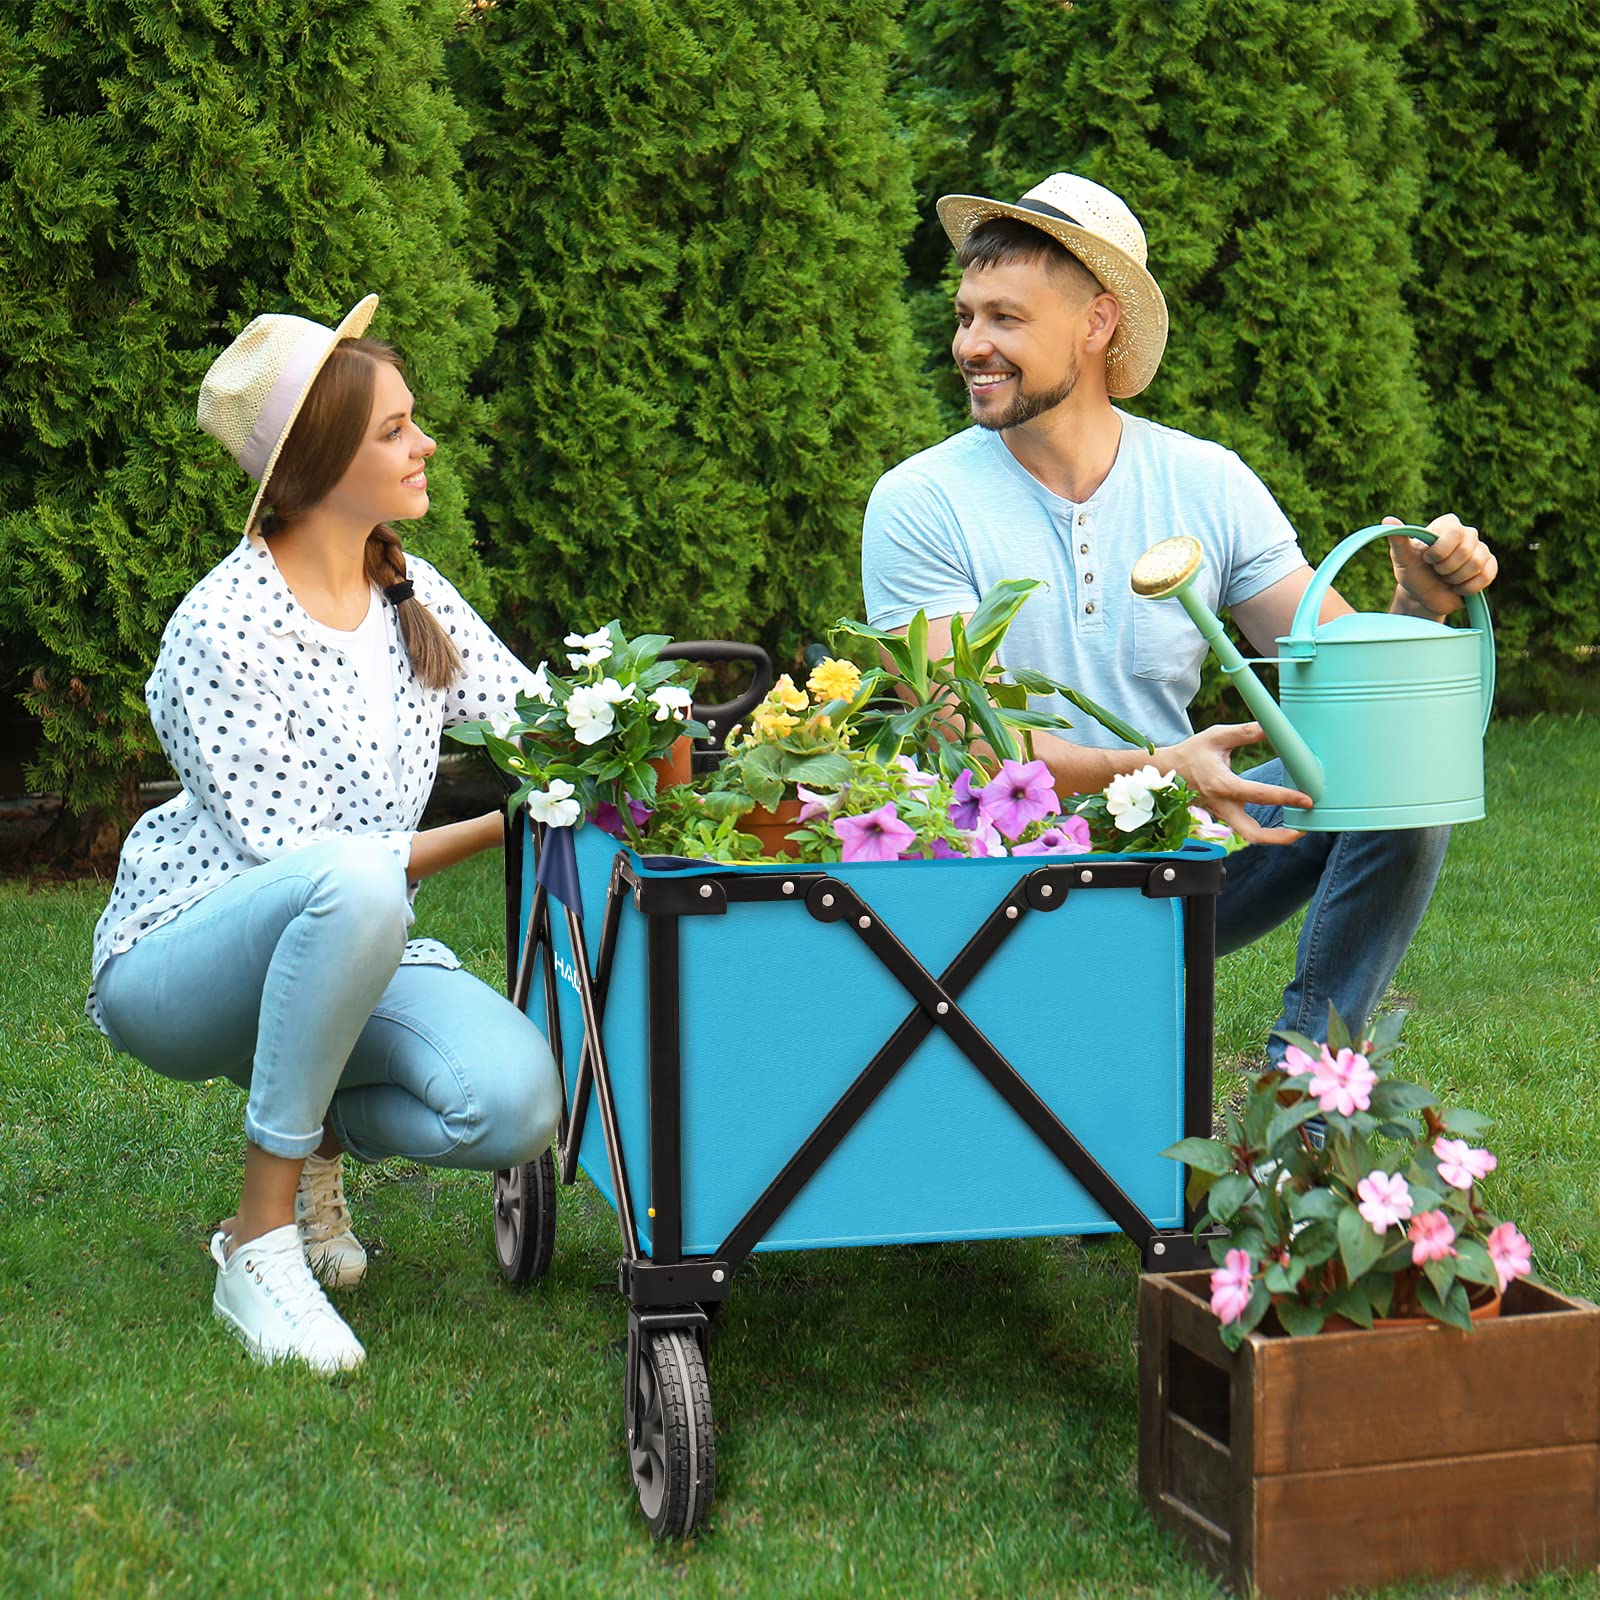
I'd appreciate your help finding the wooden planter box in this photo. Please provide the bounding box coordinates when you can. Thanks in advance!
[1138,1270,1600,1599]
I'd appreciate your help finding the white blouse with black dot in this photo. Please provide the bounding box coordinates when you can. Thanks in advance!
[85,532,535,1035]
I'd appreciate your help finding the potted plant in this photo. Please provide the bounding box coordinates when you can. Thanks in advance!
[1139,1006,1599,1600]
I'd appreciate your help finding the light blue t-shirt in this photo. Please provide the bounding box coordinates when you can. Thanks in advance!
[861,411,1308,749]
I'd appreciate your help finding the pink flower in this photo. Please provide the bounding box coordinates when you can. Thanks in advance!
[1187,804,1233,841]
[833,803,916,863]
[594,798,652,838]
[964,819,1006,858]
[978,759,1060,841]
[949,768,983,830]
[1407,1210,1458,1265]
[1282,1044,1318,1078]
[892,755,938,791]
[1307,1045,1377,1117]
[1356,1170,1414,1234]
[1210,1249,1255,1326]
[797,783,844,823]
[1434,1137,1498,1190]
[1486,1222,1532,1293]
[1012,815,1092,856]
[929,837,964,860]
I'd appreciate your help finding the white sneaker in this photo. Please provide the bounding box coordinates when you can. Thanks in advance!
[211,1225,367,1373]
[295,1152,368,1288]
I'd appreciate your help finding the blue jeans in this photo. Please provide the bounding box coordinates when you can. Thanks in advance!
[96,836,562,1166]
[1215,760,1451,1061]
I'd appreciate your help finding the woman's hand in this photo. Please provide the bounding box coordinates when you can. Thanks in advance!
[407,810,506,883]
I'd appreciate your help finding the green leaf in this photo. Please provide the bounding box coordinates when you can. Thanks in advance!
[961,578,1047,676]
[1453,1238,1499,1289]
[1292,1220,1339,1268]
[1271,1028,1323,1060]
[1208,1173,1255,1224]
[904,609,930,697]
[1276,1299,1328,1337]
[1326,1284,1374,1329]
[1160,1137,1236,1175]
[445,722,488,747]
[1288,1187,1339,1223]
[1055,687,1154,752]
[1417,1277,1473,1332]
[953,678,1020,762]
[830,617,916,680]
[1337,1203,1384,1283]
[1367,1008,1408,1057]
[1368,1080,1437,1118]
[1325,1004,1352,1054]
[1440,1106,1494,1139]
[1422,1256,1457,1302]
[1185,1168,1219,1209]
[782,751,853,787]
[1267,1098,1325,1149]
[1366,1273,1396,1318]
[947,612,979,683]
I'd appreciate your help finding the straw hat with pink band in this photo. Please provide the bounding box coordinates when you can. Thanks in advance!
[197,294,379,541]
[936,173,1169,399]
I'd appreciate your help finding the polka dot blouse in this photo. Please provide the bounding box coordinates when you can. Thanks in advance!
[85,532,535,1034]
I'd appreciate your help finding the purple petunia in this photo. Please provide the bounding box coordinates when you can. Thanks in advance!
[949,768,983,830]
[1011,815,1092,856]
[594,798,653,839]
[833,802,917,863]
[978,759,1060,841]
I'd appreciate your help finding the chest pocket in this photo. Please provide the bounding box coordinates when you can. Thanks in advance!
[1132,595,1207,685]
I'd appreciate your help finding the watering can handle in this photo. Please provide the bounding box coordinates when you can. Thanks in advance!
[1285,523,1496,734]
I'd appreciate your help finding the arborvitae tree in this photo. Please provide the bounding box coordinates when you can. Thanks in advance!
[895,0,1433,626]
[0,0,494,853]
[1408,1,1600,704]
[450,0,939,661]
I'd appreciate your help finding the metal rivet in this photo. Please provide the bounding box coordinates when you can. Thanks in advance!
[858,915,871,930]
[1080,869,1094,883]
[1153,1240,1166,1256]
[699,884,713,898]
[1006,906,1019,920]
[936,1001,949,1016]
[821,893,834,908]
[706,718,717,729]
[782,880,795,895]
[1163,867,1176,882]
[712,1269,725,1284]
[648,1207,656,1218]
[1040,883,1053,898]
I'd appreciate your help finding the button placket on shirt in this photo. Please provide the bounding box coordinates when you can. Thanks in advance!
[1072,506,1103,628]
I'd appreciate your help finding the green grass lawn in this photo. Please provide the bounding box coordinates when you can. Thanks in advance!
[4,714,1599,1598]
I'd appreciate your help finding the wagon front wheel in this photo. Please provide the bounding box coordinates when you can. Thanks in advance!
[629,1329,716,1538]
[491,1147,556,1284]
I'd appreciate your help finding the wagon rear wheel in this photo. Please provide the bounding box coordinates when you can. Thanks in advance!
[492,1147,556,1284]
[629,1329,715,1538]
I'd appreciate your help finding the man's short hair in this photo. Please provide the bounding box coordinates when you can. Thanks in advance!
[956,217,1104,300]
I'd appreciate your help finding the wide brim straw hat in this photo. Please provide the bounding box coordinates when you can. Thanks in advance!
[936,174,1168,398]
[197,294,379,539]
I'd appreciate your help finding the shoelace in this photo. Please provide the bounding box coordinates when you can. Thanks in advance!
[297,1160,352,1244]
[241,1239,347,1329]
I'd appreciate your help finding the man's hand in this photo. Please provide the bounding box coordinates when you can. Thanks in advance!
[1158,722,1313,846]
[1385,513,1497,620]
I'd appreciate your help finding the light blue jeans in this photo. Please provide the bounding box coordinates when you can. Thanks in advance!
[1216,760,1451,1061]
[96,836,562,1166]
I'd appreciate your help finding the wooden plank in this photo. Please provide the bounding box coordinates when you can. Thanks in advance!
[1249,1297,1600,1475]
[1137,1267,1167,1511]
[1166,1416,1229,1529]
[1250,1442,1600,1600]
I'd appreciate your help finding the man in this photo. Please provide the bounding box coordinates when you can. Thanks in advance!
[862,173,1497,1061]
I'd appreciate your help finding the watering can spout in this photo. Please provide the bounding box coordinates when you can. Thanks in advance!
[1129,537,1326,803]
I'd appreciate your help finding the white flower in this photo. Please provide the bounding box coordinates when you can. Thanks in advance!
[526,778,580,828]
[564,628,614,670]
[527,662,554,704]
[647,684,694,722]
[593,677,636,706]
[487,709,522,742]
[565,684,619,745]
[1104,764,1178,833]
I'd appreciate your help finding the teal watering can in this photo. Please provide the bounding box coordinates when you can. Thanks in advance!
[1129,524,1494,832]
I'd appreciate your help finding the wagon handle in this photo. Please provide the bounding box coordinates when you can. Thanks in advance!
[659,640,774,750]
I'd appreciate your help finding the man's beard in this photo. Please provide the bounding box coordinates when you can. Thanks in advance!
[967,357,1080,430]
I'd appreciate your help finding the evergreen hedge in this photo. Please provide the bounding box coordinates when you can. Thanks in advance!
[449,0,938,662]
[895,0,1433,636]
[0,0,494,829]
[1407,0,1600,705]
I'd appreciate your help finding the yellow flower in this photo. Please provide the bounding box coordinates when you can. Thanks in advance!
[806,657,862,705]
[752,706,799,738]
[772,673,808,713]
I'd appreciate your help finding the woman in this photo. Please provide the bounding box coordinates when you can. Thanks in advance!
[87,295,561,1373]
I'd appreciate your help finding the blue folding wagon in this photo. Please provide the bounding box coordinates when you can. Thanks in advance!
[491,644,1224,1537]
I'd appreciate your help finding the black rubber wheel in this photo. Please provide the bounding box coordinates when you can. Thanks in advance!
[630,1329,716,1538]
[491,1148,556,1284]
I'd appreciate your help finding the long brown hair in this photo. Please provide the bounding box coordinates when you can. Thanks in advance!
[258,337,462,690]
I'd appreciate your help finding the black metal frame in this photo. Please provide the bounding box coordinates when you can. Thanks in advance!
[509,826,1228,1396]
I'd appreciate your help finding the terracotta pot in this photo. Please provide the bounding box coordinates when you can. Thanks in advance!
[1333,1283,1501,1333]
[741,798,804,858]
[648,735,693,793]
